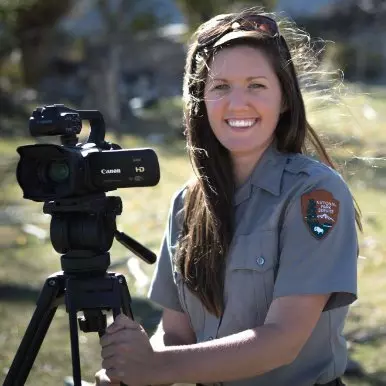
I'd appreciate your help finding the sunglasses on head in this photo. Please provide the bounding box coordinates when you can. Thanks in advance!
[197,15,281,50]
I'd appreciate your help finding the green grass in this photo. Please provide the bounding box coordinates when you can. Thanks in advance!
[1,85,386,385]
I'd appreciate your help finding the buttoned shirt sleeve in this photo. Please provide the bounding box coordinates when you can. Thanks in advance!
[147,188,185,312]
[273,172,358,311]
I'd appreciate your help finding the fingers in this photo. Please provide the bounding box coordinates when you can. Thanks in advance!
[101,343,116,359]
[100,314,142,348]
[105,368,125,383]
[100,328,137,360]
[102,355,118,371]
[100,331,122,348]
[100,328,141,348]
[107,314,139,333]
[98,315,147,385]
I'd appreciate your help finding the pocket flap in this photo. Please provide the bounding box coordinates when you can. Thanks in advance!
[228,230,276,272]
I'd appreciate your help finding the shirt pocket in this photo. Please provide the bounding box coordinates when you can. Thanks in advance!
[225,229,277,328]
[173,270,205,338]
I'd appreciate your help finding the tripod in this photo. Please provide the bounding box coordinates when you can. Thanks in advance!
[4,194,156,386]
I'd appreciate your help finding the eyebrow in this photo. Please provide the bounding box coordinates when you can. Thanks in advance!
[210,76,268,82]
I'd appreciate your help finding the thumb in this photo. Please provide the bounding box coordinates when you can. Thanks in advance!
[95,368,120,385]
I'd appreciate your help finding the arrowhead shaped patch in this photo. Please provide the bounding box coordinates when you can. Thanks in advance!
[301,190,340,239]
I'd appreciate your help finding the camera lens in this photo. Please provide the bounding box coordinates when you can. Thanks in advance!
[47,161,70,183]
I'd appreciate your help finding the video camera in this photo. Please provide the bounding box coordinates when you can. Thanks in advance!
[16,104,160,202]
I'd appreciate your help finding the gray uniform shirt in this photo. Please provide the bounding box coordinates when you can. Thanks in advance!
[148,144,358,386]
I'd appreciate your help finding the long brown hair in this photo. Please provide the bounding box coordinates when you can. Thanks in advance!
[175,7,362,317]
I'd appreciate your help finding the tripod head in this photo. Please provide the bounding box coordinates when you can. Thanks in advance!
[43,192,156,335]
[43,193,156,276]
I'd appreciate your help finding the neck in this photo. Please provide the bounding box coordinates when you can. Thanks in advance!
[231,143,272,188]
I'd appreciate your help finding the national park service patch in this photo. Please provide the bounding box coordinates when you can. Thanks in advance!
[301,190,340,239]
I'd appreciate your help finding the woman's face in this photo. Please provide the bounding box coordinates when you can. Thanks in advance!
[204,45,284,163]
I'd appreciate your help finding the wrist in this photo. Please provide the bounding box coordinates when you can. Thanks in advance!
[152,347,176,385]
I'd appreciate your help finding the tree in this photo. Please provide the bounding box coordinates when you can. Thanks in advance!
[175,0,278,32]
[83,0,162,136]
[296,0,386,81]
[306,199,318,223]
[0,0,74,87]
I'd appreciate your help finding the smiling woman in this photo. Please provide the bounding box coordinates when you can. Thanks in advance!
[95,7,361,386]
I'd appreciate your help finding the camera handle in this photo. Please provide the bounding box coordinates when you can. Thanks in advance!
[4,195,156,386]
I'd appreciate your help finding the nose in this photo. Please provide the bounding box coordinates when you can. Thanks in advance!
[226,87,250,112]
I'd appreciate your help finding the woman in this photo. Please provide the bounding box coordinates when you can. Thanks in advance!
[96,7,361,386]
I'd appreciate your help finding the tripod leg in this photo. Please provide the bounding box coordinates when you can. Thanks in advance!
[114,274,133,386]
[69,309,82,386]
[4,274,64,386]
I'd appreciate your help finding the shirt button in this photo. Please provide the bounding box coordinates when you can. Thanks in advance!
[256,256,265,266]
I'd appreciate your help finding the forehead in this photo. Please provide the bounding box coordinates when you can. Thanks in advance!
[207,45,275,79]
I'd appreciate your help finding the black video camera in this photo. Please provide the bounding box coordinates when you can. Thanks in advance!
[17,104,160,202]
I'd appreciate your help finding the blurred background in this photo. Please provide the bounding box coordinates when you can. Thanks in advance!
[0,0,385,385]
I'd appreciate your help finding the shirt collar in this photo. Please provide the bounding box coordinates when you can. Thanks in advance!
[233,143,288,206]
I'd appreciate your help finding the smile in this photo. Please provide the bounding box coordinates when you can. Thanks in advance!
[225,118,259,128]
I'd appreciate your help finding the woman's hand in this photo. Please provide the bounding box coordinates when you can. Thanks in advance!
[99,314,159,386]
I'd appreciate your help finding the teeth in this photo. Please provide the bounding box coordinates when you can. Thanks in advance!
[227,119,257,128]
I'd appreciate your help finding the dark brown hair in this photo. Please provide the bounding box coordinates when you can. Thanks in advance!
[175,7,362,317]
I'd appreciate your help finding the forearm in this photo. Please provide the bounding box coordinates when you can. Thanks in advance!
[149,326,188,386]
[155,324,297,385]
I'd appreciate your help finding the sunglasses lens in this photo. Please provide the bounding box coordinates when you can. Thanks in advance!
[198,15,278,48]
[242,16,278,36]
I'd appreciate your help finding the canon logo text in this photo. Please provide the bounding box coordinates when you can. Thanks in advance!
[101,169,121,174]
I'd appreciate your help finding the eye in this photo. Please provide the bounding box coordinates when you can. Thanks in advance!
[212,83,229,91]
[249,83,266,89]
